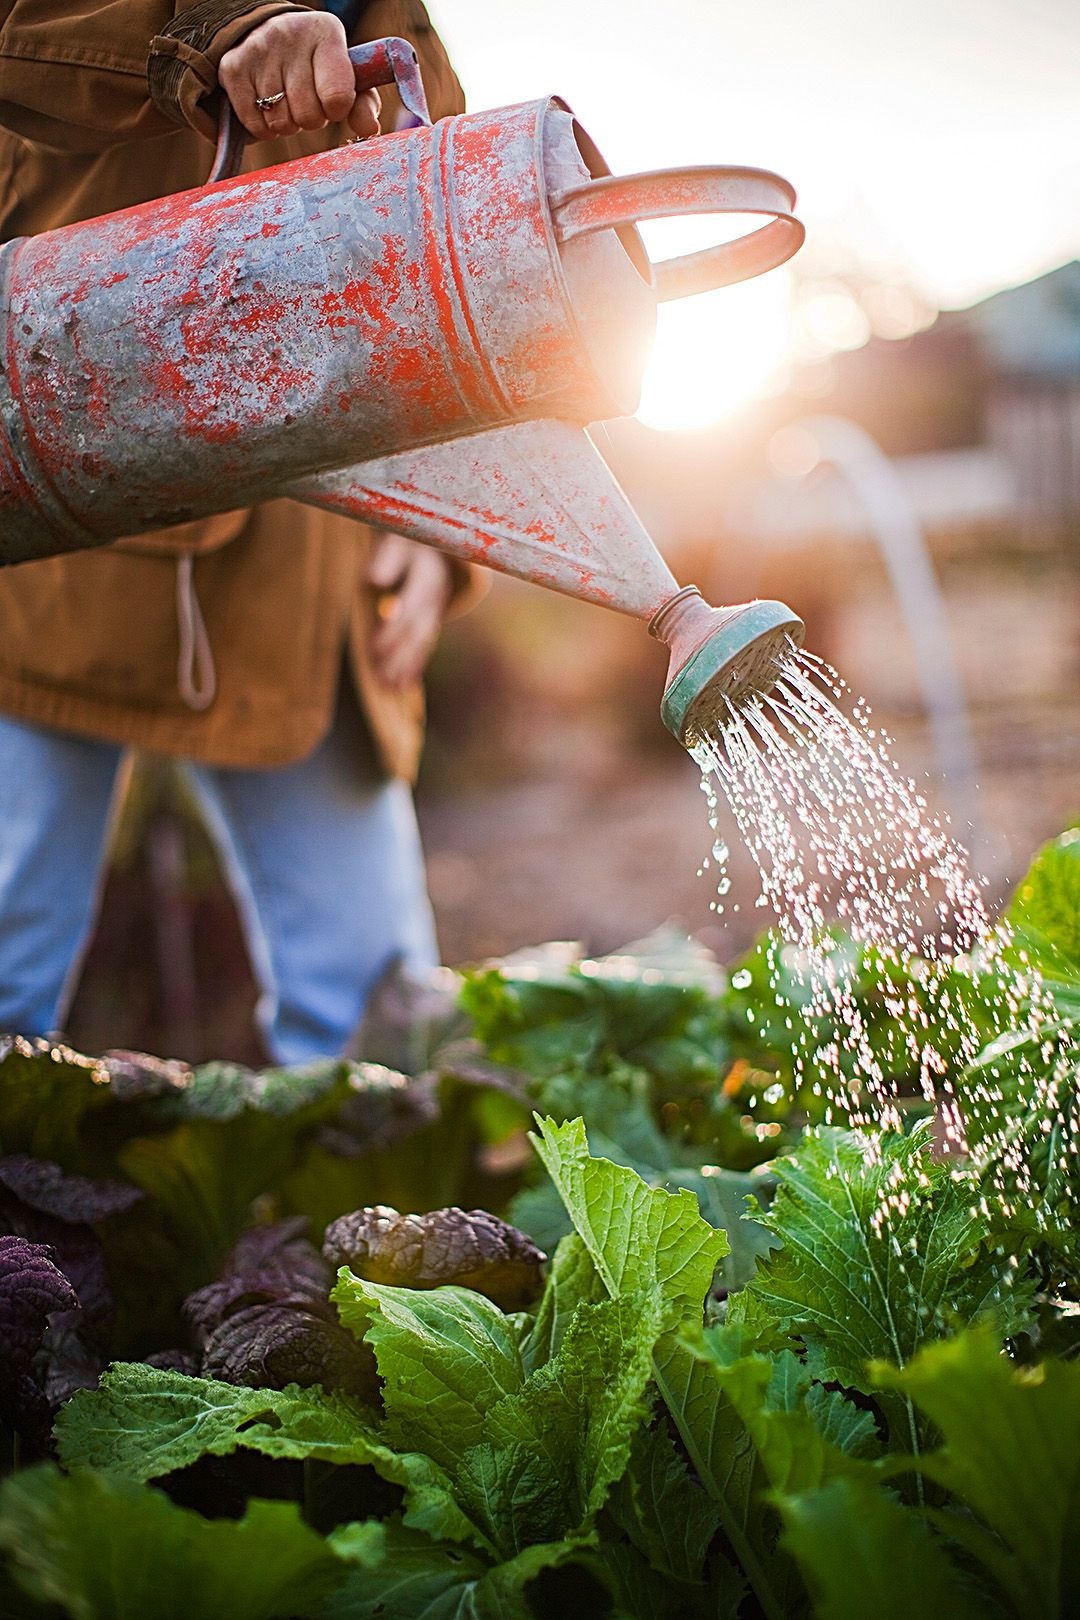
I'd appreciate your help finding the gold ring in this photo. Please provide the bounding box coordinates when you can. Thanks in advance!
[255,91,287,110]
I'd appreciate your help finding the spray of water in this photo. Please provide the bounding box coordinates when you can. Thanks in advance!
[694,644,1076,1235]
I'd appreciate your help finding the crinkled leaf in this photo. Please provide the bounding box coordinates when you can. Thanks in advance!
[185,1269,330,1344]
[336,1259,664,1561]
[688,1328,878,1497]
[0,1156,141,1224]
[529,1120,803,1619]
[55,1364,480,1550]
[455,1292,663,1554]
[0,1236,78,1380]
[0,1466,343,1620]
[519,1232,607,1374]
[332,1277,525,1475]
[201,1303,377,1397]
[324,1206,544,1311]
[529,1117,728,1338]
[774,1475,984,1620]
[184,1218,330,1344]
[605,1418,722,1586]
[728,1125,1033,1442]
[0,1235,79,1452]
[873,1327,1080,1620]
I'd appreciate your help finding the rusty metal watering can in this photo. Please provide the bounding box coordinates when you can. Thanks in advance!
[0,38,806,743]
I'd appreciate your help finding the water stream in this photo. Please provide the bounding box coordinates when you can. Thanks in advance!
[694,644,1075,1231]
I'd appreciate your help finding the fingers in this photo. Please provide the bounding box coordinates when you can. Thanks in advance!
[310,26,357,125]
[366,531,411,591]
[346,87,381,139]
[218,12,381,143]
[368,540,454,689]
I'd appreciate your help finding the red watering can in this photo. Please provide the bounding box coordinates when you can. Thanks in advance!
[0,38,805,742]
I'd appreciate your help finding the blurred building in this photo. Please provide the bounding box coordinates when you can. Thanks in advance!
[606,258,1080,550]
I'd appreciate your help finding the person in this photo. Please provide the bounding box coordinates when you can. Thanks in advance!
[0,0,477,1063]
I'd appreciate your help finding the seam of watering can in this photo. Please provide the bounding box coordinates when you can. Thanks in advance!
[424,114,512,423]
[435,114,517,422]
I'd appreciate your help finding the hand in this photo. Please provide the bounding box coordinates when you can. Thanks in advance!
[367,532,455,690]
[219,11,381,142]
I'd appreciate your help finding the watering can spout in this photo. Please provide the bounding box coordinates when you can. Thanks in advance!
[650,588,805,745]
[295,418,681,617]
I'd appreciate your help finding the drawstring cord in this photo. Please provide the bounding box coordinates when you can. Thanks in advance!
[175,553,217,711]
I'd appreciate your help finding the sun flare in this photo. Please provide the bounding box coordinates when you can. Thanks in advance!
[635,273,793,432]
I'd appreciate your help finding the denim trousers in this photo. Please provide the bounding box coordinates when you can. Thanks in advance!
[0,691,438,1063]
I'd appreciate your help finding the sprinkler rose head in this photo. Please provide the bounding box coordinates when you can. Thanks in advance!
[650,588,805,746]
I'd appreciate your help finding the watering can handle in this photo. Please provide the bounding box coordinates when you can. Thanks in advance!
[209,36,431,183]
[551,167,804,299]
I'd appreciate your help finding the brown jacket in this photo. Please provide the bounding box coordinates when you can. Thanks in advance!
[0,0,468,776]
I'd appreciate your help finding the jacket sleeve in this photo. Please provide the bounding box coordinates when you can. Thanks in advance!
[0,1,310,151]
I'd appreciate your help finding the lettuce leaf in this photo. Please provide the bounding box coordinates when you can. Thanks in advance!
[774,1475,985,1620]
[54,1365,478,1551]
[0,1466,350,1620]
[333,1268,664,1557]
[529,1118,806,1617]
[728,1125,1033,1446]
[331,1280,526,1476]
[964,828,1080,1245]
[529,1116,728,1340]
[323,1519,610,1620]
[873,1327,1080,1620]
[605,1417,722,1586]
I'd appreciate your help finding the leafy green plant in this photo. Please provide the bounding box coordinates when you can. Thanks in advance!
[963,828,1080,1250]
[3,831,1080,1616]
[729,1125,1034,1450]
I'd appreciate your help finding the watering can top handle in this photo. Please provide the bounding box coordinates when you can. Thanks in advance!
[209,36,431,183]
[551,167,804,299]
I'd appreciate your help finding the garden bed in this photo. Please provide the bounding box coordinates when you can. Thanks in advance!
[1,827,1078,1618]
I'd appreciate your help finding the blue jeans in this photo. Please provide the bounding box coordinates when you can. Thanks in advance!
[0,693,438,1063]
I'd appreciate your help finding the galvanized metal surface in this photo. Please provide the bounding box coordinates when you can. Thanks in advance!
[296,418,680,617]
[0,95,638,560]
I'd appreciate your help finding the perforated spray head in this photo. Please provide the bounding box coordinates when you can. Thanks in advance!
[650,587,805,746]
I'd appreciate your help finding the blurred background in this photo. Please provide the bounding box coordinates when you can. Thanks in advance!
[68,0,1080,1060]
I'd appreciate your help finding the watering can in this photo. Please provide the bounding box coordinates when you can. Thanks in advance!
[0,38,806,744]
